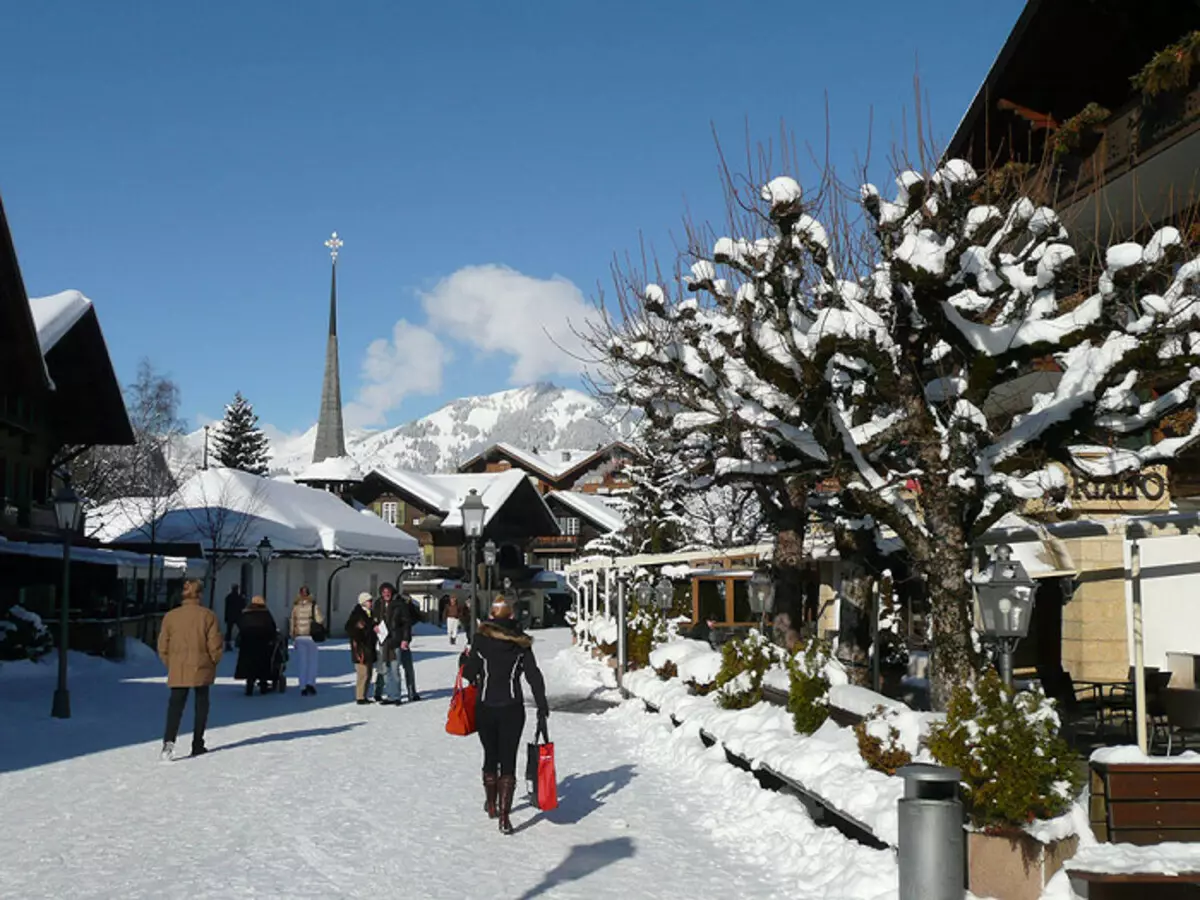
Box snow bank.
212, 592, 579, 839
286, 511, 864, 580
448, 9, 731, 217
1060, 841, 1200, 877
0, 645, 161, 681
1092, 745, 1200, 765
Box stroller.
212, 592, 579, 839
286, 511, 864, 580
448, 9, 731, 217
267, 634, 288, 693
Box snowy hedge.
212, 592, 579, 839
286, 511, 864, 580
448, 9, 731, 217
0, 605, 54, 662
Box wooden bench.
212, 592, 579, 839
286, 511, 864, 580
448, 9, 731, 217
1066, 869, 1200, 899
1091, 761, 1200, 844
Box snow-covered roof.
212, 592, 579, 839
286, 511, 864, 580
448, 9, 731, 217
29, 290, 93, 354
462, 442, 631, 481
370, 467, 540, 530
547, 490, 624, 533
92, 467, 419, 559
296, 455, 364, 483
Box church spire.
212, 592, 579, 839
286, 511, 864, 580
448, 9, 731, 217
312, 232, 347, 463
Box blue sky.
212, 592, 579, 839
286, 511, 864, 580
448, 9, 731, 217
1, 1, 1023, 439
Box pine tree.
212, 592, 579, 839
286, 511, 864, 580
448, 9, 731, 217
213, 392, 270, 475
593, 437, 687, 556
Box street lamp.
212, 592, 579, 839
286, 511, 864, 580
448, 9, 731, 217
748, 569, 776, 635
459, 489, 487, 633
974, 544, 1037, 688
654, 576, 674, 614
256, 536, 273, 600
634, 581, 652, 609
483, 538, 498, 594
50, 482, 83, 719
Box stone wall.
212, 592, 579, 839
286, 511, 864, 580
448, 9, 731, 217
1060, 533, 1128, 681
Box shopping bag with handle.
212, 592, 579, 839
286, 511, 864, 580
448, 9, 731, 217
525, 715, 557, 811
445, 666, 477, 736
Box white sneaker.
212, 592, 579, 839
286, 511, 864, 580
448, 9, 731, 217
160, 742, 175, 762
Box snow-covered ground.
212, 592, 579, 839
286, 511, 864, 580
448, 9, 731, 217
0, 627, 896, 899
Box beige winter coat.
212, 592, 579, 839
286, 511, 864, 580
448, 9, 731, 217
290, 596, 324, 637
158, 596, 224, 687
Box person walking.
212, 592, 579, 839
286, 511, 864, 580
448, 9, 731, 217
223, 583, 244, 650
289, 585, 324, 696
461, 596, 549, 834
444, 595, 464, 646
157, 579, 223, 761
346, 592, 377, 705
235, 595, 278, 696
372, 583, 400, 704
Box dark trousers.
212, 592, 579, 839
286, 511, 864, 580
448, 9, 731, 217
399, 647, 417, 699
224, 622, 237, 648
164, 686, 210, 748
477, 703, 526, 777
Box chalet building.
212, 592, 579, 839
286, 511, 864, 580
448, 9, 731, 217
536, 490, 624, 571
945, 0, 1200, 248
457, 441, 637, 495
0, 192, 183, 655
353, 467, 561, 574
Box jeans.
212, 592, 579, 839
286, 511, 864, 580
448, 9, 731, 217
293, 636, 319, 689
376, 658, 400, 699
476, 703, 526, 777
164, 686, 210, 748
446, 617, 460, 642
398, 646, 417, 699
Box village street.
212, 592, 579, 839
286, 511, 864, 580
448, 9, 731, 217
0, 627, 894, 900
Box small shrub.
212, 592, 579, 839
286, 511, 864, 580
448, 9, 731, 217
627, 603, 668, 670
855, 706, 914, 776
687, 678, 717, 696
655, 659, 678, 681
714, 629, 784, 710
787, 641, 832, 734
927, 670, 1081, 832
0, 605, 54, 662
1132, 30, 1200, 97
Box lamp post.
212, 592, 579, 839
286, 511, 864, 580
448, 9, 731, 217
483, 538, 497, 597
634, 581, 652, 610
654, 576, 674, 615
974, 544, 1037, 688
256, 536, 273, 602
50, 482, 83, 719
748, 569, 776, 637
460, 489, 487, 636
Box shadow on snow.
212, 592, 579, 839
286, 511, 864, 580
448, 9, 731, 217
515, 837, 637, 900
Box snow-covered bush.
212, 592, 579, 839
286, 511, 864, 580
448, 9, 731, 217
855, 706, 915, 776
655, 658, 678, 681
787, 641, 833, 734
927, 670, 1081, 832
627, 603, 668, 670
714, 629, 785, 709
0, 605, 54, 662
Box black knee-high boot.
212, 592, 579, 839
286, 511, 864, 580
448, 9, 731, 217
483, 771, 498, 819
497, 775, 516, 834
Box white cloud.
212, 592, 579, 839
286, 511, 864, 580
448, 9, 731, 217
344, 319, 448, 428
419, 264, 598, 383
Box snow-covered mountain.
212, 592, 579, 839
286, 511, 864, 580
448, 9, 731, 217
188, 383, 636, 476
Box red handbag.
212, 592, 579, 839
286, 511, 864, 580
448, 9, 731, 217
445, 666, 477, 736
526, 717, 558, 811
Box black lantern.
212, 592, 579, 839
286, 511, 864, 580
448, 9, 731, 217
256, 536, 273, 597
747, 570, 775, 616
654, 576, 674, 612
634, 581, 652, 608
975, 544, 1037, 687
53, 483, 83, 532
460, 489, 486, 539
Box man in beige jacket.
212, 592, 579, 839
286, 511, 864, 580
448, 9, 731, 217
157, 579, 224, 761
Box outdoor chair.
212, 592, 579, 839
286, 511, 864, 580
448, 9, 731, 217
1039, 665, 1101, 738
1160, 688, 1200, 756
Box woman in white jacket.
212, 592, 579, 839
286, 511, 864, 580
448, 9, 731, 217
289, 586, 324, 696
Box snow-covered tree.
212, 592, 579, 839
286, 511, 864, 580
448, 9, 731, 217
593, 156, 1200, 704
680, 483, 768, 550
213, 392, 270, 476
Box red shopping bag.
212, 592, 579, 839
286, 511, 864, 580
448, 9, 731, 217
525, 717, 558, 811
445, 667, 477, 736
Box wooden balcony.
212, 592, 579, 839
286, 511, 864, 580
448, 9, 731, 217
531, 534, 579, 552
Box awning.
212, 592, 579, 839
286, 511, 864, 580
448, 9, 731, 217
0, 538, 190, 576
984, 512, 1079, 579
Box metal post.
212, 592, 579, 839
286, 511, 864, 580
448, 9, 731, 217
1131, 538, 1148, 754
326, 559, 353, 627
617, 578, 627, 690
51, 536, 72, 719
469, 538, 479, 636
261, 559, 269, 599
997, 637, 1015, 689
871, 578, 881, 693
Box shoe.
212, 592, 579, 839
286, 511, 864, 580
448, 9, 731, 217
160, 742, 175, 762
191, 743, 208, 757
245, 684, 254, 696
309, 686, 317, 696
497, 775, 516, 834
409, 693, 421, 702
356, 699, 371, 705
483, 771, 499, 819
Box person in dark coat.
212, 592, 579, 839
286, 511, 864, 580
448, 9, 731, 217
394, 588, 420, 702
235, 595, 278, 695
461, 596, 549, 834
223, 584, 244, 650
346, 592, 377, 705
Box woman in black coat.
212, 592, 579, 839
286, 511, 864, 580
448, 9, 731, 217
461, 596, 549, 834
235, 595, 278, 695
345, 592, 377, 705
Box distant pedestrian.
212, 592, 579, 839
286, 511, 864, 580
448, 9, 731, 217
346, 592, 377, 705
236, 595, 278, 696
223, 584, 244, 650
157, 579, 223, 761
462, 595, 549, 834
444, 595, 465, 646
289, 585, 324, 696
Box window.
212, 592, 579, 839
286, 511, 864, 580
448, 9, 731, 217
381, 501, 399, 526
542, 556, 564, 572
412, 517, 422, 527
558, 517, 581, 536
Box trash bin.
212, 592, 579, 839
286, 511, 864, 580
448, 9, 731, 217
897, 763, 964, 900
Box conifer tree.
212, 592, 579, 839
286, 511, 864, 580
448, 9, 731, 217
213, 391, 270, 475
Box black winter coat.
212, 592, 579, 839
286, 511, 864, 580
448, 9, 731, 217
462, 618, 548, 714
235, 607, 278, 681
346, 604, 377, 666
224, 590, 244, 626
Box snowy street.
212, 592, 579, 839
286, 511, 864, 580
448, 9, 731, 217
0, 628, 884, 900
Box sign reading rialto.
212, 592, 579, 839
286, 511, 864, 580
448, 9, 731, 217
1069, 462, 1170, 513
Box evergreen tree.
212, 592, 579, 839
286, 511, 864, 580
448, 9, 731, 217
213, 392, 270, 475
589, 437, 687, 556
